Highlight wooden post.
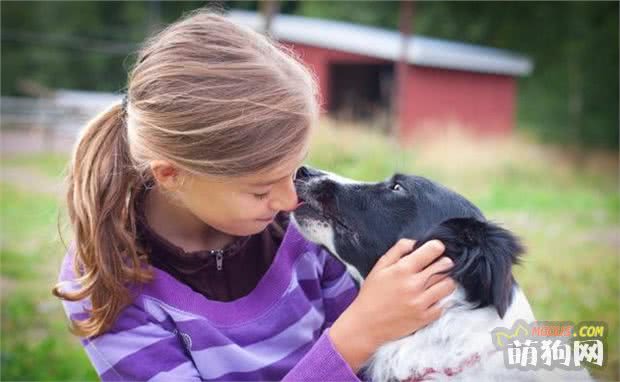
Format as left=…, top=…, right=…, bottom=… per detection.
left=393, top=0, right=414, bottom=143
left=260, top=0, right=280, bottom=37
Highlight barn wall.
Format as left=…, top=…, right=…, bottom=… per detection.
left=403, top=66, right=516, bottom=138
left=280, top=41, right=389, bottom=112
left=281, top=41, right=518, bottom=139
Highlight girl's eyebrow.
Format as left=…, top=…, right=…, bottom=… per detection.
left=249, top=174, right=293, bottom=187
left=248, top=151, right=309, bottom=187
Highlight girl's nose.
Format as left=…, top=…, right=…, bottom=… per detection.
left=271, top=179, right=301, bottom=212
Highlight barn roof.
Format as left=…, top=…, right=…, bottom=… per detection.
left=226, top=10, right=533, bottom=77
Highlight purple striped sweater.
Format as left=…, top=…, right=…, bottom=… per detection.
left=57, top=222, right=362, bottom=381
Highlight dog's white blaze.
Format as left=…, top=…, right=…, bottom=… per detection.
left=290, top=214, right=364, bottom=286
left=322, top=170, right=373, bottom=185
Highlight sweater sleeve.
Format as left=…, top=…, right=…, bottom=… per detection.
left=58, top=253, right=202, bottom=381
left=283, top=247, right=362, bottom=381
left=71, top=304, right=202, bottom=381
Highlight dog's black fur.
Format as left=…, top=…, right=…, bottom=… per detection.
left=293, top=166, right=524, bottom=318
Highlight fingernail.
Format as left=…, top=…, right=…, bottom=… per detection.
left=440, top=257, right=453, bottom=266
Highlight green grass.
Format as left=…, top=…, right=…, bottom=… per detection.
left=1, top=121, right=618, bottom=380
left=1, top=288, right=98, bottom=381
left=1, top=184, right=62, bottom=243
left=1, top=180, right=97, bottom=381
left=1, top=152, right=69, bottom=179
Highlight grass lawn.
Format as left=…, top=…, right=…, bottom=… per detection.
left=1, top=120, right=618, bottom=380
left=1, top=183, right=98, bottom=380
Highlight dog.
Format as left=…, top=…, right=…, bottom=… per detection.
left=290, top=166, right=593, bottom=381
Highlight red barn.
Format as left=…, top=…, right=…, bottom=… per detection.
left=227, top=10, right=533, bottom=140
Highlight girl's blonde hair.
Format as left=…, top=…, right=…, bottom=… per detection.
left=52, top=6, right=320, bottom=338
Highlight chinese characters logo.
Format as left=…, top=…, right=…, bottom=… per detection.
left=491, top=320, right=606, bottom=371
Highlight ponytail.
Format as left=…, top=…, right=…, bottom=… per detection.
left=52, top=102, right=153, bottom=338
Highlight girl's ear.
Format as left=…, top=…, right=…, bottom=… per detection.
left=150, top=160, right=181, bottom=191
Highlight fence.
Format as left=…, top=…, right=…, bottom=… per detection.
left=1, top=92, right=121, bottom=152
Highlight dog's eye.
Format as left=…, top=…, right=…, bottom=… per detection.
left=390, top=183, right=403, bottom=191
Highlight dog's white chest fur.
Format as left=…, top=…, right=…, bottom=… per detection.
left=362, top=287, right=588, bottom=381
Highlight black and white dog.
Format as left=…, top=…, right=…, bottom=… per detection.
left=290, top=166, right=592, bottom=381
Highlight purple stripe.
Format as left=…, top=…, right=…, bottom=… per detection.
left=105, top=303, right=151, bottom=335
left=174, top=319, right=233, bottom=349
left=323, top=286, right=358, bottom=324
left=71, top=301, right=174, bottom=337
left=68, top=311, right=151, bottom=342
left=322, top=252, right=347, bottom=283
left=135, top=224, right=316, bottom=326
left=298, top=278, right=323, bottom=301
left=58, top=243, right=77, bottom=283
left=69, top=312, right=90, bottom=321
left=184, top=284, right=319, bottom=351
left=211, top=326, right=324, bottom=381
left=100, top=336, right=188, bottom=381
left=67, top=312, right=98, bottom=347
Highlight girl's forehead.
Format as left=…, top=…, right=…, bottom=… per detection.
left=240, top=149, right=309, bottom=186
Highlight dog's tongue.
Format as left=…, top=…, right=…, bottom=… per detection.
left=294, top=200, right=305, bottom=209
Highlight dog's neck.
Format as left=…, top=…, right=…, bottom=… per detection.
left=399, top=351, right=491, bottom=382
left=361, top=285, right=535, bottom=382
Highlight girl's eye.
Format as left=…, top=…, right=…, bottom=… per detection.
left=390, top=183, right=403, bottom=191
left=253, top=192, right=269, bottom=200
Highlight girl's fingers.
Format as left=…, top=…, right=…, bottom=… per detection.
left=418, top=256, right=454, bottom=287
left=373, top=238, right=416, bottom=271
left=421, top=269, right=450, bottom=290
left=397, top=240, right=446, bottom=274
left=422, top=302, right=444, bottom=323
left=420, top=277, right=457, bottom=309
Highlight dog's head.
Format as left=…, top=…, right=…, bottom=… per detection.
left=291, top=166, right=524, bottom=318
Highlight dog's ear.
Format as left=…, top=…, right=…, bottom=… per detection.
left=413, top=217, right=524, bottom=318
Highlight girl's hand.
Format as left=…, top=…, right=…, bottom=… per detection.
left=328, top=239, right=456, bottom=372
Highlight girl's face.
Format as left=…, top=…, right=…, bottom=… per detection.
left=177, top=148, right=309, bottom=237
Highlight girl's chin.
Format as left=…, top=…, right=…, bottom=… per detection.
left=228, top=221, right=271, bottom=236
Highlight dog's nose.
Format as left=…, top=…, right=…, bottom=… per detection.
left=295, top=166, right=312, bottom=181
left=294, top=166, right=317, bottom=206
left=295, top=165, right=323, bottom=181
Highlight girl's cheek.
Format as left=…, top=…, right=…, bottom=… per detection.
left=242, top=195, right=265, bottom=211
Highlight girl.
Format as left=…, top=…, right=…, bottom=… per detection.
left=53, top=7, right=456, bottom=381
